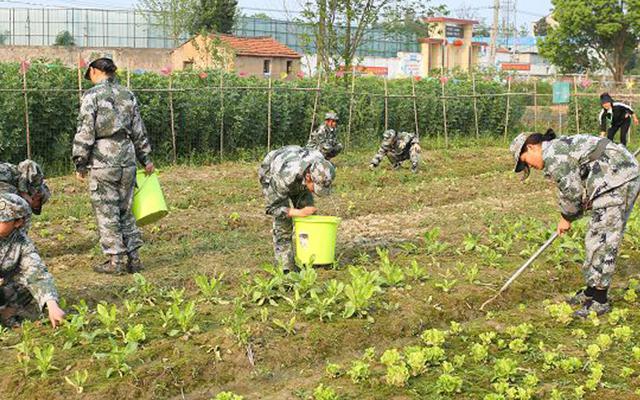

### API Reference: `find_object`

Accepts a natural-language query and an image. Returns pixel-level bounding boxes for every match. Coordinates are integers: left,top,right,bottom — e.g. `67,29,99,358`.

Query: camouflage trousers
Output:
388,142,421,169
583,177,640,288
0,280,39,327
89,167,142,256
272,192,314,271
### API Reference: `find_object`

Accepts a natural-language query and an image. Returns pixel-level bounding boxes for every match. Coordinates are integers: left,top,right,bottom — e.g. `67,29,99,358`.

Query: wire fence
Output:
0,60,637,175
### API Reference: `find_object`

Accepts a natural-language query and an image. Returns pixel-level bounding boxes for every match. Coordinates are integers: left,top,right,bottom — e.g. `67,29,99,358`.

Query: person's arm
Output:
370,136,393,167
550,155,585,222
14,237,65,327
130,94,153,170
599,109,607,135
72,92,97,175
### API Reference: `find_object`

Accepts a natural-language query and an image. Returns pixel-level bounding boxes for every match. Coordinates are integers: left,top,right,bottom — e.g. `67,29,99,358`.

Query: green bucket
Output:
132,171,168,226
293,215,341,266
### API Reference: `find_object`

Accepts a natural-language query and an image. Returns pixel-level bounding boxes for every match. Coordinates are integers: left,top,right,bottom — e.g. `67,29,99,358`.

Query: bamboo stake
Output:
503,76,512,142
411,74,419,138
441,77,448,147
267,74,272,151
309,70,322,140
573,76,579,133
127,59,131,89
472,73,479,139
346,65,356,149
168,75,177,164
533,79,538,132
384,75,389,131
76,53,83,102
21,63,31,159
219,73,225,159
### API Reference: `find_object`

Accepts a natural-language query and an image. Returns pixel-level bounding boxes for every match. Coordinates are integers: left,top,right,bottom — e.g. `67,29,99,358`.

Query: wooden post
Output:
126,59,131,89
573,76,580,133
168,75,177,164
441,77,448,147
346,65,356,149
76,53,83,102
472,73,480,139
21,64,31,159
411,75,420,138
503,76,511,141
309,70,322,140
533,79,538,132
384,75,389,131
219,72,225,159
267,74,272,151
628,79,634,146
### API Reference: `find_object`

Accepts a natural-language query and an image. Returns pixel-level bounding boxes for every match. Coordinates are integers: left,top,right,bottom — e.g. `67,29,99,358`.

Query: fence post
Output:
168,75,177,164
503,76,511,141
441,76,448,147
533,79,538,132
346,65,356,149
127,59,131,89
219,72,225,159
472,73,480,139
76,53,83,102
21,62,31,159
309,70,322,140
267,74,272,151
384,75,389,131
411,75,420,138
573,76,580,133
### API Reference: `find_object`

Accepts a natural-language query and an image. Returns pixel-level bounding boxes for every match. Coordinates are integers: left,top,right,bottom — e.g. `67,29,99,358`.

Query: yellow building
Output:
171,34,302,79
419,17,487,75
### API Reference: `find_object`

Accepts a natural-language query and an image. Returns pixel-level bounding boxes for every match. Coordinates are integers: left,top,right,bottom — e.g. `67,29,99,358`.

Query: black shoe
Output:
127,251,144,274
93,256,126,275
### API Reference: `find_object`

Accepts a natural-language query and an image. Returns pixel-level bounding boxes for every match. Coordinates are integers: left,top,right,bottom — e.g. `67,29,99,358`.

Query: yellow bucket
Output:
132,171,168,226
293,215,341,266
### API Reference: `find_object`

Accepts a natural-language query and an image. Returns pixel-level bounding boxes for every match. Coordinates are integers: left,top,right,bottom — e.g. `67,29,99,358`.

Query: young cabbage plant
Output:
33,344,57,378
194,272,225,303
64,369,89,394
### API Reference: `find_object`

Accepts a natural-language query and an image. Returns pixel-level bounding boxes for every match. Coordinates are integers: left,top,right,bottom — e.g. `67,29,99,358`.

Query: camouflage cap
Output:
309,159,336,197
509,133,530,174
383,129,396,140
0,193,31,222
16,159,46,196
324,111,339,121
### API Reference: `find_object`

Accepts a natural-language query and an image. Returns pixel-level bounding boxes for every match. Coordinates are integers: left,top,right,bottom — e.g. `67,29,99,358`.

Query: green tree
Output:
54,31,75,46
538,0,640,82
190,0,239,34
137,0,196,46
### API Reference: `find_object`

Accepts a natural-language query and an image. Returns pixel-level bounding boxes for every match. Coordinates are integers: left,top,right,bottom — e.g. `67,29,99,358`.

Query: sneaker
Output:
127,251,144,274
566,289,591,306
573,300,611,318
93,255,126,276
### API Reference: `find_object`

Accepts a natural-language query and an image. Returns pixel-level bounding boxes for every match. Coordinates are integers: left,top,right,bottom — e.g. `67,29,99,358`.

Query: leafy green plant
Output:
33,344,57,378
95,342,138,378
404,346,427,376
272,316,296,336
305,280,344,322
545,303,573,325
251,264,285,306
127,273,155,304
421,328,447,347
385,363,410,387
342,266,382,318
213,391,244,400
423,228,449,255
325,363,343,378
346,360,370,383
170,301,199,336
492,358,518,382
558,357,582,374
96,303,118,334
470,343,489,363
436,372,463,394
612,325,633,342
380,348,403,367
64,369,89,394
405,259,429,281
462,233,480,251
312,384,340,400
376,248,405,286
123,299,143,318
195,272,225,303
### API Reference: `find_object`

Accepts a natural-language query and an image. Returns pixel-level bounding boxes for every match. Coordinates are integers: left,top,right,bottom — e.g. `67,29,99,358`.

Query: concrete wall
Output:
0,45,171,71
235,56,300,79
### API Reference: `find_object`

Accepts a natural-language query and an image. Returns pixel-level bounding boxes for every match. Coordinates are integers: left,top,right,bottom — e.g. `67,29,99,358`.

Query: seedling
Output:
421,328,447,346
95,342,137,378
96,303,118,334
213,392,244,400
462,233,480,251
33,344,57,378
465,264,480,284
545,303,573,325
380,348,402,366
165,287,186,305
492,358,518,382
405,259,429,281
470,343,489,363
436,372,463,394
377,248,405,287
169,301,199,336
404,346,427,376
123,299,143,319
342,266,382,318
127,273,155,304
435,269,458,293
283,288,302,313
272,316,296,336
612,325,633,342
423,228,449,255
346,360,370,383
325,363,343,378
64,369,89,394
312,384,340,400
195,272,225,303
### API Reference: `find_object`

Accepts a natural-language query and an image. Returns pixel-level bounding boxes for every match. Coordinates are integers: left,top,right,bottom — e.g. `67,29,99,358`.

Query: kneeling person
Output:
369,129,421,172
0,159,51,216
0,193,65,328
259,146,336,272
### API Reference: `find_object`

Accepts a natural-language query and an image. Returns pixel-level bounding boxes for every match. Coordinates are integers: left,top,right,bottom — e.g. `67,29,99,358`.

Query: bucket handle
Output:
134,169,159,196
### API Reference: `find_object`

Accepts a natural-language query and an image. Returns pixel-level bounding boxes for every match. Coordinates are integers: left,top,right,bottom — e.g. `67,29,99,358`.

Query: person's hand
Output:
557,216,572,235
599,131,607,138
288,206,318,218
633,115,639,126
144,162,155,175
46,300,65,329
75,171,87,182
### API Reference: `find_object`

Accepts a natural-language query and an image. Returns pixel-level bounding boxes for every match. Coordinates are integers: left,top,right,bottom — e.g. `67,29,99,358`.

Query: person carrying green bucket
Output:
72,58,154,276
259,145,336,273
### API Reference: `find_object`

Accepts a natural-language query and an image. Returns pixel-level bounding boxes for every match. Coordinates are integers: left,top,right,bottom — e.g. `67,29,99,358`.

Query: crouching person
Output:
259,146,336,273
0,159,51,216
369,129,421,172
0,193,65,328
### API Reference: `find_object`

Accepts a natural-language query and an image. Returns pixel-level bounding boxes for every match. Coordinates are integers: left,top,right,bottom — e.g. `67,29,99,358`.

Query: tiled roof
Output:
209,34,302,59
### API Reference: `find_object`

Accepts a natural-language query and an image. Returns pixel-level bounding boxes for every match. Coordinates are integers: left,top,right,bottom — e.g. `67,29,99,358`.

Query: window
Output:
286,60,293,74
263,59,271,75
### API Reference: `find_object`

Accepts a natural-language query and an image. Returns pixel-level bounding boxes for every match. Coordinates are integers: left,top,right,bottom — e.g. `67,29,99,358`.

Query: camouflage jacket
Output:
72,78,152,171
0,229,58,309
543,135,640,221
0,162,19,194
259,145,324,218
307,124,341,155
370,131,418,165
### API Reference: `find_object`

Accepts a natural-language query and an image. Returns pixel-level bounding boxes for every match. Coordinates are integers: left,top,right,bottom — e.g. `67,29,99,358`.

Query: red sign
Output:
501,63,531,71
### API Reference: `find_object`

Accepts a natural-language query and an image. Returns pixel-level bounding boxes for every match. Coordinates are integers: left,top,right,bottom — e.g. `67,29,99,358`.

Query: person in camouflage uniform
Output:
511,128,640,317
72,58,154,275
259,145,336,272
0,160,51,216
307,111,343,160
369,129,421,172
0,193,65,328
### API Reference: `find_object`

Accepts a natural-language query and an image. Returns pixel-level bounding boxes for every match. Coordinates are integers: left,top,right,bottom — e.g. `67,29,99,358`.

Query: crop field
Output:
3,140,640,400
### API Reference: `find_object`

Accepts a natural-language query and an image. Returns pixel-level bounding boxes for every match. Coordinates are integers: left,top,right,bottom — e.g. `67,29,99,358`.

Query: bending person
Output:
369,129,421,173
599,92,638,146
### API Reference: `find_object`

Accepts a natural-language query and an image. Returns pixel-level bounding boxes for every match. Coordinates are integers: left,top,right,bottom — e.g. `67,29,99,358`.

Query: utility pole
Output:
489,0,500,65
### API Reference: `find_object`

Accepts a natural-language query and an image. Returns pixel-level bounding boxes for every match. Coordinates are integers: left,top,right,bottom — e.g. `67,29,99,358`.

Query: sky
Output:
0,0,554,29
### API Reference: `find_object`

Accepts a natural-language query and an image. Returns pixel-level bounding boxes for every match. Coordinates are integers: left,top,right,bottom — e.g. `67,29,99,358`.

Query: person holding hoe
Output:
73,58,154,275
259,145,336,273
307,111,343,160
369,129,421,173
511,129,640,317
599,92,638,146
